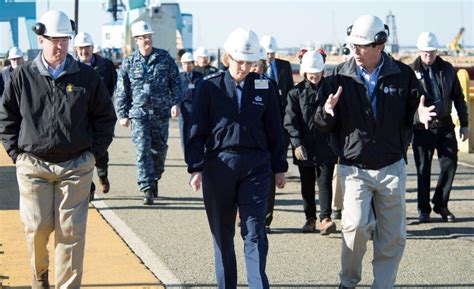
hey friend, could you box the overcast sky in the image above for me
[1,0,472,53]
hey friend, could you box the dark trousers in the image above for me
[179,103,192,153]
[413,125,458,213]
[202,150,271,289]
[95,151,109,177]
[298,162,335,220]
[265,175,276,226]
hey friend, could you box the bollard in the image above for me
[454,69,473,152]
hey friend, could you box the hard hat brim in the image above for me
[417,45,437,52]
[345,35,374,46]
[44,32,74,38]
[132,31,154,37]
[74,42,93,47]
[301,67,324,73]
[229,51,260,62]
[8,55,23,60]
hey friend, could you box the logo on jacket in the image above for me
[252,95,264,106]
[66,84,74,92]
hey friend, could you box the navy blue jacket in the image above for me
[185,70,288,174]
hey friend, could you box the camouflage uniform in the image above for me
[115,48,182,193]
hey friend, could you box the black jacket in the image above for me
[314,53,420,170]
[410,56,468,128]
[285,79,336,166]
[92,54,117,97]
[272,58,294,119]
[180,70,204,113]
[194,65,218,77]
[0,53,117,163]
[0,66,13,96]
[185,70,288,174]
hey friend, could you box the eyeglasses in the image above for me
[44,36,70,45]
[349,43,375,50]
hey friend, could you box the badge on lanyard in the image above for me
[188,83,195,89]
[143,83,150,94]
[254,79,269,89]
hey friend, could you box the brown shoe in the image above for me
[99,176,110,193]
[32,271,50,289]
[433,207,455,222]
[319,218,336,236]
[302,218,316,233]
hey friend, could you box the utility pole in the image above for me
[74,0,79,34]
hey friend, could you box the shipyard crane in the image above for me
[447,27,465,54]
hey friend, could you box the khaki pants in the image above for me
[16,151,94,289]
[332,164,343,210]
[339,159,407,289]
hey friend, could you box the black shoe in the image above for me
[419,212,430,223]
[338,283,355,289]
[433,207,455,222]
[98,176,110,193]
[143,190,154,205]
[331,209,342,220]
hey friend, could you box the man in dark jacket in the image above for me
[314,15,434,289]
[260,35,294,230]
[410,32,469,223]
[1,47,25,96]
[74,31,117,197]
[0,10,116,288]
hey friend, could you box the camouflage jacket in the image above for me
[115,48,183,119]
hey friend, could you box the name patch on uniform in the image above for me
[143,83,150,93]
[159,64,167,70]
[254,79,269,89]
[188,83,195,89]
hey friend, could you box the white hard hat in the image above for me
[224,27,261,62]
[180,52,194,63]
[258,46,267,61]
[345,15,387,45]
[7,47,23,60]
[74,32,94,47]
[416,32,439,51]
[93,45,101,54]
[194,47,208,57]
[131,21,154,37]
[37,10,74,38]
[260,35,278,53]
[300,50,325,73]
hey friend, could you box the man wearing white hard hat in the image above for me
[284,50,338,235]
[193,46,218,76]
[0,10,116,288]
[410,32,469,224]
[74,31,117,198]
[314,15,435,289]
[115,20,183,205]
[178,52,203,151]
[260,35,293,231]
[0,47,24,96]
[186,27,288,289]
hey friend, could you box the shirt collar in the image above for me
[358,56,384,77]
[41,53,68,78]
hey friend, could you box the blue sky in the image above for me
[1,0,472,52]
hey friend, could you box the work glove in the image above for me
[294,145,308,161]
[460,127,470,142]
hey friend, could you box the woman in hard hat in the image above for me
[185,27,288,289]
[284,50,337,235]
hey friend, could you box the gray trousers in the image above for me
[16,151,94,289]
[339,159,407,289]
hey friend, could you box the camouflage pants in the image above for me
[131,117,169,192]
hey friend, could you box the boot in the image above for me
[89,182,96,202]
[98,176,110,193]
[143,189,154,205]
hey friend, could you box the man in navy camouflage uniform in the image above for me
[115,21,182,205]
